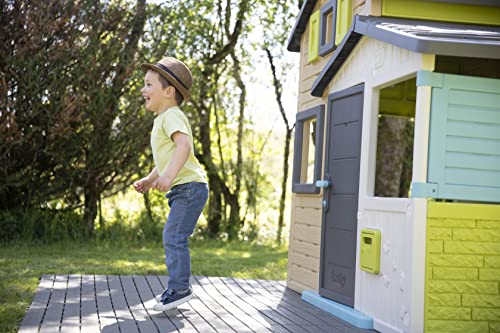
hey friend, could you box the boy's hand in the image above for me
[152,176,172,193]
[133,177,153,194]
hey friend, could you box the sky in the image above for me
[245,51,300,133]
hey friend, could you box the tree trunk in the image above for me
[143,192,154,223]
[399,119,414,197]
[375,116,410,197]
[225,192,241,241]
[265,48,292,245]
[193,0,249,239]
[232,52,245,195]
[277,128,292,244]
[207,178,222,237]
[83,184,98,235]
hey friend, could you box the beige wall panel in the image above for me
[291,238,321,258]
[299,75,320,95]
[301,98,325,112]
[298,91,322,111]
[287,279,315,293]
[293,223,321,244]
[289,264,319,290]
[353,0,366,15]
[294,207,322,226]
[290,251,320,271]
[303,57,330,81]
[286,0,337,296]
[295,195,322,209]
[287,194,298,290]
[355,0,382,15]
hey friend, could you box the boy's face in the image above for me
[141,70,168,113]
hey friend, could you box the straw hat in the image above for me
[141,57,193,101]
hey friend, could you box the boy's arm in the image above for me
[133,167,159,193]
[152,131,191,192]
[147,168,160,182]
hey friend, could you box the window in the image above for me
[319,0,336,56]
[374,78,416,198]
[308,10,320,63]
[292,105,325,194]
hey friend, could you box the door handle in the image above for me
[316,180,332,188]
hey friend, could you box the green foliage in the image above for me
[1,0,296,242]
[0,240,288,332]
[0,208,85,243]
[0,0,151,232]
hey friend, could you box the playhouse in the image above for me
[286,1,500,332]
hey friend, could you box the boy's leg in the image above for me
[163,182,208,290]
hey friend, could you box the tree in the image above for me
[0,0,152,234]
[144,0,253,240]
[265,48,293,245]
[260,1,298,244]
[1,0,299,241]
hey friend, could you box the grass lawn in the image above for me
[0,240,288,333]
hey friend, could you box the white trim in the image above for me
[374,319,404,333]
[412,85,432,183]
[410,198,427,333]
[363,197,410,212]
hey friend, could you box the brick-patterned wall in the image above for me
[425,201,500,333]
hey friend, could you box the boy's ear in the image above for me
[163,85,176,98]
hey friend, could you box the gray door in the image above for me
[319,84,364,307]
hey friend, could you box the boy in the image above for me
[133,57,208,311]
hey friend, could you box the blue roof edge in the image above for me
[311,16,362,97]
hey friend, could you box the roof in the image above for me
[287,0,318,52]
[311,15,500,97]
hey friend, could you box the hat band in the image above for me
[155,63,189,91]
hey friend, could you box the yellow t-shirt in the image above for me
[151,106,207,187]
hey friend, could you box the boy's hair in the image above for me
[154,71,184,105]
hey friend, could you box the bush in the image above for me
[0,208,85,243]
[0,209,24,242]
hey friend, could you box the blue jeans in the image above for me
[163,182,208,290]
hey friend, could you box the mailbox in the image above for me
[360,229,381,274]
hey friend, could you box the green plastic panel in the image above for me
[308,10,320,63]
[425,201,500,333]
[335,0,352,46]
[415,71,500,203]
[382,0,500,26]
[380,78,417,117]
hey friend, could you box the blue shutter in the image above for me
[412,71,500,203]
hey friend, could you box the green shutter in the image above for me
[308,10,320,63]
[335,0,352,46]
[412,71,500,203]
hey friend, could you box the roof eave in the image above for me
[287,0,319,52]
[311,15,500,97]
[311,18,362,97]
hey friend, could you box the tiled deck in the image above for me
[19,275,376,332]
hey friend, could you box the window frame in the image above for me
[292,105,325,194]
[319,0,337,56]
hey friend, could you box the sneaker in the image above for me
[154,287,190,302]
[152,288,193,311]
[154,289,168,302]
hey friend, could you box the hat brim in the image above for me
[141,63,191,101]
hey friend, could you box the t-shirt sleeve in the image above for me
[162,111,190,140]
